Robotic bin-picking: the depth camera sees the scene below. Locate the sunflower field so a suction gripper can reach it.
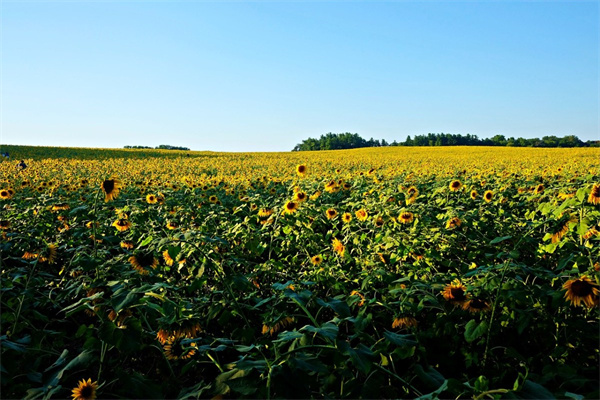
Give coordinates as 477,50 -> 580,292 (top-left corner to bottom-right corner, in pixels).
1,145 -> 599,399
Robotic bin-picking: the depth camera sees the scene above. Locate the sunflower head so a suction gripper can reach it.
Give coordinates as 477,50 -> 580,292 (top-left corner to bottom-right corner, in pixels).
294,191 -> 307,202
296,164 -> 307,177
120,240 -> 134,250
325,208 -> 338,220
332,238 -> 345,257
563,276 -> 599,308
71,378 -> 98,400
311,255 -> 323,265
112,218 -> 131,232
355,209 -> 368,221
442,280 -> 468,303
463,298 -> 490,313
399,212 -> 414,224
470,190 -> 478,200
392,316 -> 418,329
129,252 -> 159,275
449,180 -> 462,192
146,194 -> 157,204
483,190 -> 493,202
101,178 -> 121,202
283,200 -> 298,214
342,212 -> 352,223
446,217 -> 462,229
588,183 -> 600,205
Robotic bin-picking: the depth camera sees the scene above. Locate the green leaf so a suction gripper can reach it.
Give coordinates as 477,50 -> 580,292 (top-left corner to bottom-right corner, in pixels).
300,323 -> 338,341
383,330 -> 418,347
490,235 -> 512,245
464,319 -> 488,343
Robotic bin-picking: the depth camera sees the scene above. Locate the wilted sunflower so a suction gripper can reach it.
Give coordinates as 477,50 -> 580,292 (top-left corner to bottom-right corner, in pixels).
129,252 -> 159,275
398,212 -> 414,224
463,298 -> 490,313
355,209 -> 368,221
120,240 -> 134,250
588,184 -> 600,205
332,238 -> 345,257
296,164 -> 307,177
112,218 -> 131,232
325,208 -> 338,220
342,212 -> 352,223
446,217 -> 462,229
163,335 -> 198,360
311,255 -> 323,265
483,190 -> 493,202
71,378 -> 98,400
101,178 -> 121,202
283,200 -> 298,214
0,220 -> 10,230
550,222 -> 569,243
146,194 -> 157,204
449,180 -> 462,192
563,276 -> 599,307
262,316 -> 295,336
38,244 -> 57,264
392,316 -> 418,329
442,280 -> 468,304
350,290 -> 365,306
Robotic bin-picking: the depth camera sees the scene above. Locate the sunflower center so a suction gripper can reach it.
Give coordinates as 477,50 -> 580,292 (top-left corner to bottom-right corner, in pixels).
102,180 -> 115,193
450,287 -> 465,300
570,280 -> 593,297
79,385 -> 93,398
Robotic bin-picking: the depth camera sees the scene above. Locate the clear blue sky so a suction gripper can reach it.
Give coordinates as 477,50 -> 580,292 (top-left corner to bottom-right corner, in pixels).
1,1 -> 598,151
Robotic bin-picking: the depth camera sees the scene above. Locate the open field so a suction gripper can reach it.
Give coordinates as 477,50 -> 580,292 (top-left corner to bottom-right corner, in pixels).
1,145 -> 599,399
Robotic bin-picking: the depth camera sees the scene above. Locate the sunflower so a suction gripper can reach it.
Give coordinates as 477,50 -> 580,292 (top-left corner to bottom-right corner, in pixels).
470,190 -> 478,200
392,316 -> 418,329
311,255 -> 323,265
0,189 -> 12,199
209,195 -> 218,204
39,244 -> 57,264
263,316 -> 295,336
163,249 -> 174,266
582,227 -> 599,240
146,194 -> 157,204
120,240 -> 134,250
534,184 -> 544,194
101,178 -> 121,202
446,217 -> 462,229
163,334 -> 198,360
332,238 -> 345,257
342,212 -> 352,223
449,180 -> 462,192
166,221 -> 178,230
71,378 -> 98,400
324,180 -> 339,193
283,200 -> 298,214
325,208 -> 338,220
22,251 -> 38,260
442,280 -> 468,304
156,192 -> 166,204
129,252 -> 159,275
294,191 -> 307,202
550,222 -> 570,243
52,203 -> 70,211
406,186 -> 419,198
309,190 -> 321,200
351,208 -> 368,222
563,276 -> 599,307
342,182 -> 352,191
0,220 -> 10,230
483,190 -> 493,202
296,164 -> 307,177
112,218 -> 131,232
398,212 -> 414,224
374,216 -> 384,228
588,184 -> 600,205
463,298 -> 490,313
258,208 -> 274,217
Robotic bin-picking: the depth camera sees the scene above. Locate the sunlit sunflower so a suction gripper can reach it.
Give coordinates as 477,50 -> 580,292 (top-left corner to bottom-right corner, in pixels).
294,191 -> 308,202
563,276 -> 599,307
163,334 -> 198,360
112,218 -> 131,232
324,180 -> 339,193
52,203 -> 70,211
258,208 -> 274,217
463,298 -> 490,313
0,189 -> 12,200
332,238 -> 345,257
588,184 -> 600,205
209,195 -> 218,204
534,184 -> 545,194
550,222 -> 570,243
101,178 -> 121,202
483,190 -> 493,202
355,209 -> 368,221
392,316 -> 418,329
71,378 -> 98,400
309,190 -> 321,200
377,253 -> 390,264
120,240 -> 134,250
129,252 -> 159,275
146,194 -> 157,204
446,217 -> 462,229
399,212 -> 414,224
311,255 -> 323,265
582,227 -> 599,240
163,249 -> 174,266
406,186 -> 419,198
325,208 -> 338,220
470,190 -> 478,200
283,200 -> 298,214
296,164 -> 307,177
449,180 -> 462,192
442,280 -> 468,304
342,212 -> 352,223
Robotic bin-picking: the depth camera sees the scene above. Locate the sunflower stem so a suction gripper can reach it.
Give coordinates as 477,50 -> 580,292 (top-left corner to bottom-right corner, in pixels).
482,259 -> 510,368
97,340 -> 108,381
11,258 -> 39,337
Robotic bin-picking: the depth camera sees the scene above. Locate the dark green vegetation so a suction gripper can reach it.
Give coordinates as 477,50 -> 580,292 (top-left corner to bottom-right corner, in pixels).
293,132 -> 597,151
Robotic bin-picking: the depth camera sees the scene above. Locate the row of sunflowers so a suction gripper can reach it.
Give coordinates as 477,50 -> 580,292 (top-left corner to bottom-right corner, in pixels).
1,144 -> 599,399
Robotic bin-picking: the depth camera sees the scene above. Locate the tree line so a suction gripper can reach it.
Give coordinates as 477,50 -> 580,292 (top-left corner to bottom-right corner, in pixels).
292,132 -> 598,151
124,144 -> 190,151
